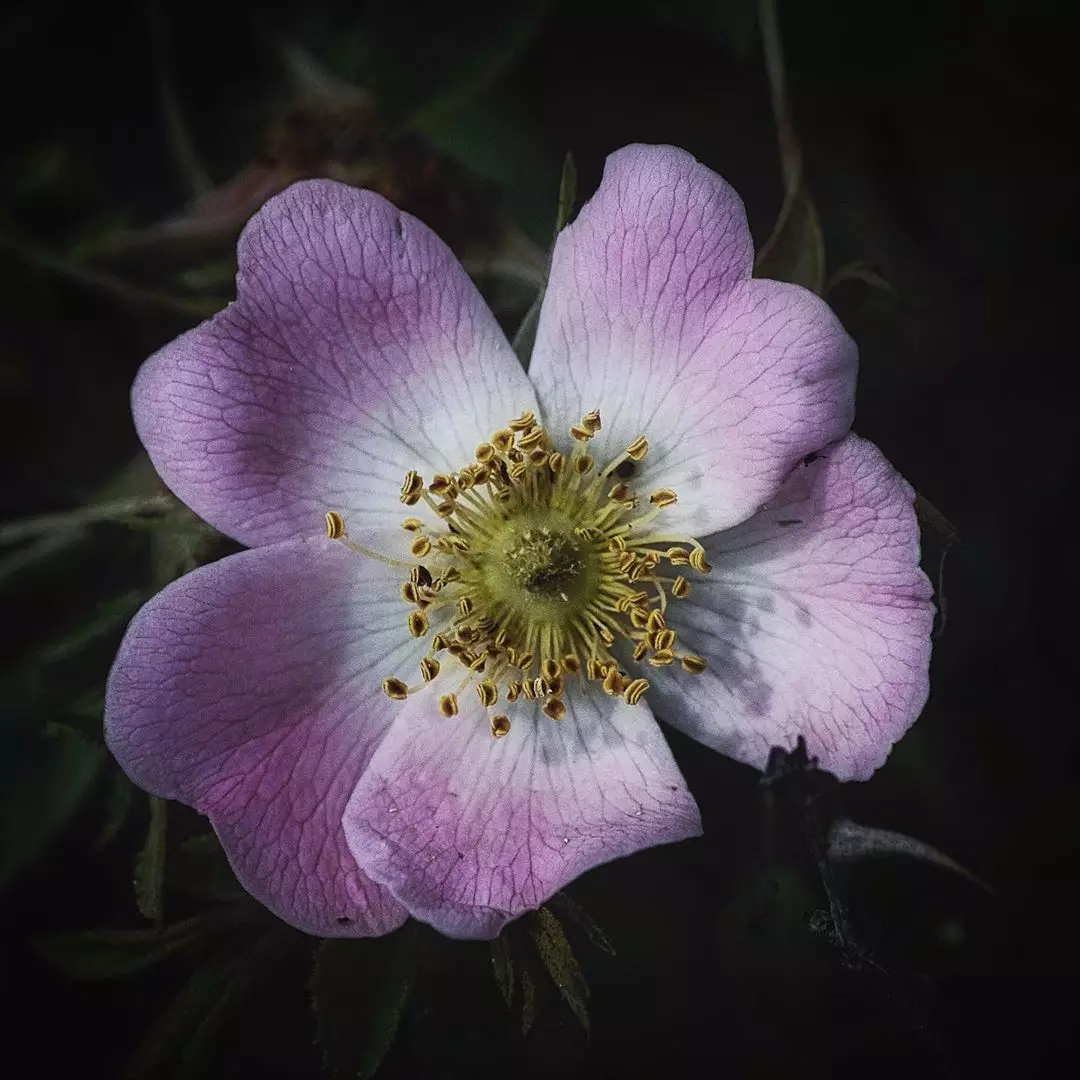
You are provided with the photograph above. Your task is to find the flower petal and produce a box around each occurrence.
[343,691,701,939]
[134,179,536,547]
[648,435,933,781]
[104,532,428,936]
[530,144,856,535]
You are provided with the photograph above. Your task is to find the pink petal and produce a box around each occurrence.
[649,434,934,781]
[343,692,701,939]
[530,144,856,536]
[134,179,536,547]
[104,533,428,936]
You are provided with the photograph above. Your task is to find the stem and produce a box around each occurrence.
[0,494,175,546]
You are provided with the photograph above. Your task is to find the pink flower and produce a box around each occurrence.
[106,145,933,940]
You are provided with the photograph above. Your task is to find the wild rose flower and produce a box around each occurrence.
[106,145,933,940]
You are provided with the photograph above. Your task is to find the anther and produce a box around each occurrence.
[400,582,419,604]
[541,657,561,681]
[543,697,567,721]
[586,658,606,681]
[508,409,536,431]
[626,436,649,461]
[581,409,602,434]
[648,649,676,667]
[517,426,546,451]
[420,657,440,682]
[477,681,498,707]
[608,482,633,503]
[570,424,593,441]
[411,536,432,558]
[603,667,626,696]
[574,454,595,475]
[632,641,648,661]
[401,517,424,531]
[646,610,666,633]
[671,575,690,598]
[688,548,712,573]
[549,452,566,474]
[408,611,429,638]
[475,442,496,464]
[507,681,522,702]
[681,655,709,674]
[654,629,676,651]
[458,596,474,618]
[382,677,409,701]
[410,565,433,587]
[439,694,459,718]
[429,474,455,496]
[435,501,455,518]
[492,428,515,452]
[649,488,678,508]
[623,677,650,705]
[324,510,347,539]
[561,654,581,675]
[490,714,512,738]
[400,470,425,505]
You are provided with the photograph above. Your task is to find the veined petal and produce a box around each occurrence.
[648,435,933,781]
[530,144,856,536]
[104,532,427,936]
[343,691,701,939]
[134,180,536,547]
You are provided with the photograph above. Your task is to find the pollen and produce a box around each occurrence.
[334,406,713,738]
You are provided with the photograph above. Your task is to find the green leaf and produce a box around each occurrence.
[0,725,105,889]
[527,906,590,1033]
[33,911,244,980]
[311,927,418,1080]
[489,934,515,1007]
[554,152,577,235]
[135,795,167,923]
[511,290,543,368]
[170,833,245,903]
[549,891,616,956]
[520,957,539,1036]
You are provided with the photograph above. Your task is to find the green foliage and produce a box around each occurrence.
[33,910,246,980]
[0,723,106,889]
[134,795,167,924]
[170,833,246,903]
[527,907,591,1033]
[311,926,419,1080]
[489,933,515,1008]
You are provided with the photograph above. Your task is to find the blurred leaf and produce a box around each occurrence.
[827,260,898,297]
[34,911,244,980]
[635,0,758,56]
[915,494,959,542]
[527,906,590,1033]
[828,818,992,892]
[549,891,616,956]
[170,833,245,903]
[37,589,145,665]
[122,928,286,1080]
[753,0,826,295]
[490,934,514,1007]
[0,725,105,888]
[135,795,167,924]
[511,292,542,368]
[311,927,418,1080]
[90,768,135,852]
[915,493,958,639]
[754,184,825,294]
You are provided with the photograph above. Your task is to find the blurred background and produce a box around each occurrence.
[1,1,1075,1077]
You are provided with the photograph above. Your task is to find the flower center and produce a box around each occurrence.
[326,408,710,738]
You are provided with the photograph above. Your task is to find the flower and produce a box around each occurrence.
[105,144,934,940]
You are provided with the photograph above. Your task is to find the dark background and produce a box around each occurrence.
[1,1,1075,1077]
